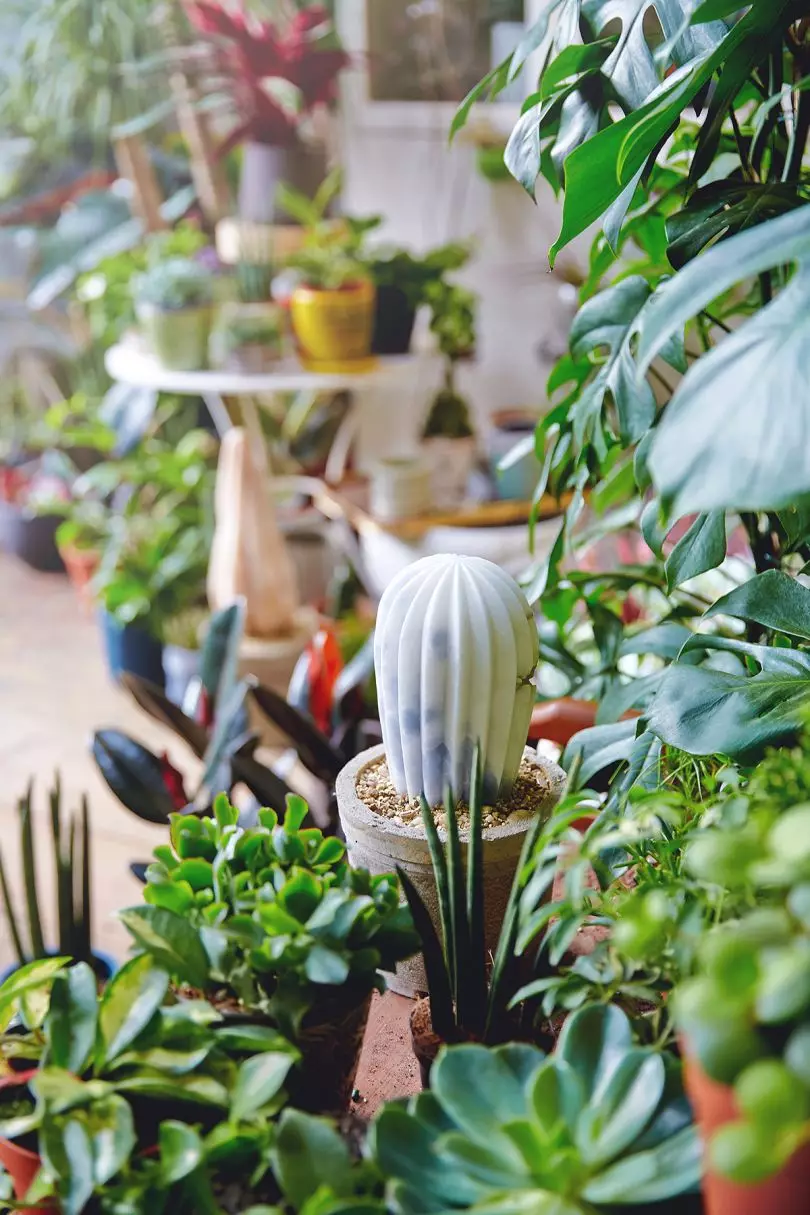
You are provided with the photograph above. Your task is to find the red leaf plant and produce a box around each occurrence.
[184,2,349,151]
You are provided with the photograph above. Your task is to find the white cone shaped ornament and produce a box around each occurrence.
[374,554,539,805]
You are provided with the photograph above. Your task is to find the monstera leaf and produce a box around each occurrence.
[647,637,810,757]
[639,205,810,513]
[566,276,686,453]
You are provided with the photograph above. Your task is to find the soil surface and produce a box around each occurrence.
[356,754,556,832]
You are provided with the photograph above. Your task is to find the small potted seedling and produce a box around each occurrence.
[421,281,478,507]
[134,257,214,371]
[210,302,286,372]
[335,553,565,995]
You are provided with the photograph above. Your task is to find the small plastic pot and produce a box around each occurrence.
[290,280,376,371]
[371,284,417,355]
[98,611,165,689]
[0,503,64,573]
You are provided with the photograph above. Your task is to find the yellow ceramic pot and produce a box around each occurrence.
[290,280,376,372]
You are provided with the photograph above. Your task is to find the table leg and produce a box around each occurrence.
[202,392,234,438]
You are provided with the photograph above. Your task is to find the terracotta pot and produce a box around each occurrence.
[59,543,99,610]
[288,992,372,1114]
[0,1072,49,1215]
[683,1050,810,1215]
[529,698,599,747]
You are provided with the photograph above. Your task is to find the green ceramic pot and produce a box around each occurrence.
[143,305,212,371]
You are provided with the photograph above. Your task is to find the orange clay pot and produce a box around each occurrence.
[683,1049,810,1215]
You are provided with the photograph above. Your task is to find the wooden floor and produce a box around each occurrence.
[0,553,418,1108]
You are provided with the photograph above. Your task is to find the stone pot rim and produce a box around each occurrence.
[336,743,566,844]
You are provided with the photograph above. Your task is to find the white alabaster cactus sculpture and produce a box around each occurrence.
[374,553,539,806]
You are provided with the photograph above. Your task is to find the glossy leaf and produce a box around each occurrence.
[562,719,639,787]
[97,955,169,1068]
[117,905,211,990]
[47,963,98,1074]
[92,1095,136,1185]
[40,1113,94,1215]
[159,1121,204,1184]
[92,730,176,824]
[665,512,727,590]
[575,1050,665,1165]
[557,1003,633,1099]
[647,637,810,755]
[705,570,810,641]
[231,1051,296,1121]
[273,1109,352,1208]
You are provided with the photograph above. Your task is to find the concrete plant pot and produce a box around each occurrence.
[336,744,566,996]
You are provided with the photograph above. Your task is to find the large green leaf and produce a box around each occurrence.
[273,1109,352,1208]
[639,205,810,512]
[158,1122,204,1185]
[47,964,98,1074]
[97,955,169,1068]
[231,1052,295,1121]
[567,276,683,450]
[117,906,211,990]
[705,570,810,641]
[562,719,639,786]
[647,636,810,755]
[430,1044,542,1155]
[665,511,727,590]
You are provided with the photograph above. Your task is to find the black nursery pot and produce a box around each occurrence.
[371,284,417,355]
[0,503,65,573]
[98,610,165,689]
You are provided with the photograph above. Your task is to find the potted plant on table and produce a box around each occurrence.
[363,241,471,356]
[287,245,376,372]
[335,553,565,997]
[133,257,214,372]
[118,792,419,1113]
[0,778,115,982]
[421,281,478,508]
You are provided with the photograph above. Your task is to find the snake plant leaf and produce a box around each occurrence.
[47,963,98,1074]
[647,636,810,756]
[705,570,810,642]
[664,511,727,590]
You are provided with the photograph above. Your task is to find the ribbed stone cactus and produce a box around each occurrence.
[374,554,539,805]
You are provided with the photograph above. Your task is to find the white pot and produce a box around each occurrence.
[370,457,432,523]
[336,744,565,996]
[422,436,476,509]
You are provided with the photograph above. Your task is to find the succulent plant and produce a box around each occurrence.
[133,257,213,311]
[119,792,419,1037]
[372,1003,701,1214]
[0,777,95,969]
[676,798,810,1183]
[374,553,539,805]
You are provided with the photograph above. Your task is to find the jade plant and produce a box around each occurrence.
[372,1003,700,1213]
[0,955,298,1215]
[374,553,539,804]
[676,795,810,1183]
[118,793,419,1037]
[0,777,96,971]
